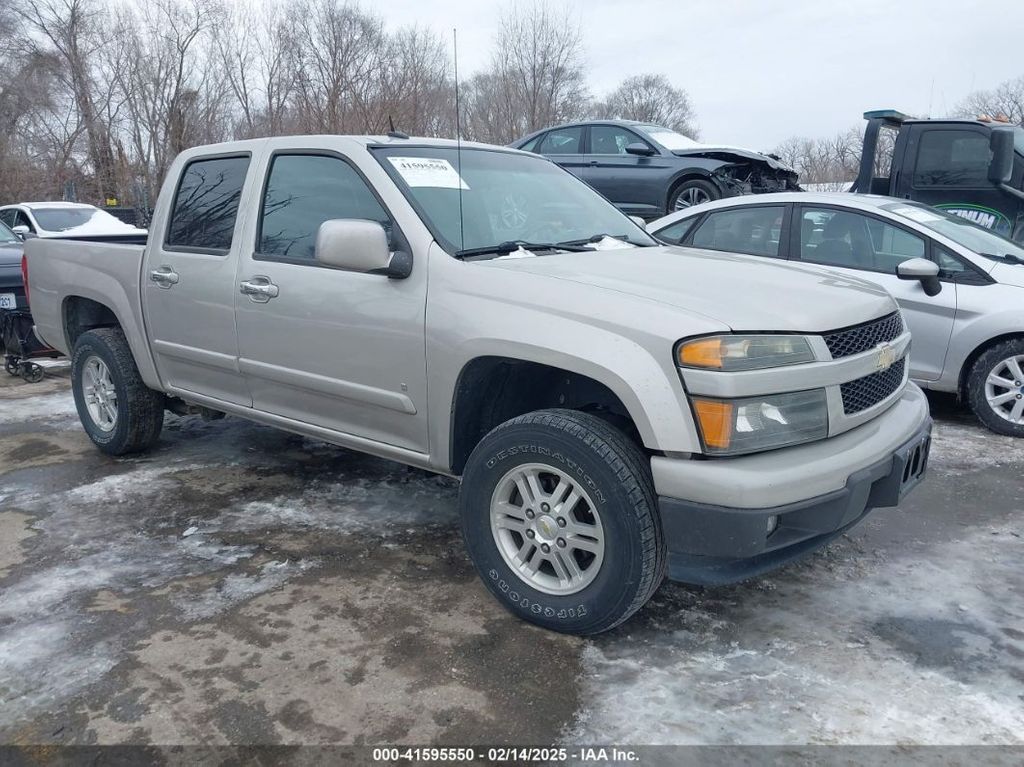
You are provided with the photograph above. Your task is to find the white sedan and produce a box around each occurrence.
[648,192,1024,436]
[0,202,147,241]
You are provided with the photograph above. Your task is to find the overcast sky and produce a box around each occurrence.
[381,0,1024,149]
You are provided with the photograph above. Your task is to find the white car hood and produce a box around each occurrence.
[480,245,897,333]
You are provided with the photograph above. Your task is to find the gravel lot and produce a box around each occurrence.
[1,366,1022,747]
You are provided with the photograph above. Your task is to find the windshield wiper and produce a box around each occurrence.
[980,252,1024,265]
[556,233,652,247]
[455,240,592,259]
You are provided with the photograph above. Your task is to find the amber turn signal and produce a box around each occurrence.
[691,398,733,450]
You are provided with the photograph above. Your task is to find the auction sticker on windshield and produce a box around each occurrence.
[387,157,469,190]
[0,292,15,310]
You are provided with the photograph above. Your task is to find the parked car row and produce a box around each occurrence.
[0,202,147,242]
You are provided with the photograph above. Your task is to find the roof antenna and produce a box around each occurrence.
[386,114,408,140]
[453,27,465,253]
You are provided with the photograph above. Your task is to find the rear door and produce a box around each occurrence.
[232,146,429,452]
[142,153,254,406]
[896,125,1016,239]
[583,125,672,217]
[791,204,956,381]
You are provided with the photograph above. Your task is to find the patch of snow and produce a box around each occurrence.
[928,419,1024,475]
[173,559,319,621]
[0,391,78,426]
[568,524,1024,745]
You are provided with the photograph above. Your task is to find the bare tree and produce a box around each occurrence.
[955,74,1024,125]
[773,126,864,186]
[462,2,588,144]
[593,74,698,138]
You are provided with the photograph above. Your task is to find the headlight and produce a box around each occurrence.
[690,389,828,456]
[677,335,815,371]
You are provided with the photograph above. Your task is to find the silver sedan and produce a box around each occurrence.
[649,192,1024,436]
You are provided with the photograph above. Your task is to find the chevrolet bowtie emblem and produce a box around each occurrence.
[876,343,896,371]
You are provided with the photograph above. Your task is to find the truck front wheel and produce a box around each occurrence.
[71,328,165,455]
[459,409,665,635]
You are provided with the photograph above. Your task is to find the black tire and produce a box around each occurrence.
[459,409,665,635]
[22,362,44,383]
[71,328,165,455]
[668,178,720,213]
[965,338,1024,437]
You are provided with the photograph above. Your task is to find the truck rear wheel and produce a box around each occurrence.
[459,409,665,635]
[966,338,1024,437]
[71,328,165,455]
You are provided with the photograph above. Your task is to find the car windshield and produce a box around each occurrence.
[882,201,1024,260]
[373,146,655,255]
[31,206,126,232]
[1015,126,1024,155]
[0,221,19,244]
[637,125,701,151]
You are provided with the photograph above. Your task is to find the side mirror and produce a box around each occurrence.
[624,142,655,157]
[897,257,941,296]
[11,224,31,239]
[315,219,411,279]
[988,128,1014,185]
[628,215,647,230]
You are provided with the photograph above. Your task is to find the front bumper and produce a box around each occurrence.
[657,387,932,585]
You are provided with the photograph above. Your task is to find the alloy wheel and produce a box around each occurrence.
[489,462,605,595]
[82,355,118,432]
[673,186,711,210]
[984,354,1024,425]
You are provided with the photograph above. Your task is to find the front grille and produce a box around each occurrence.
[841,358,906,414]
[823,312,904,359]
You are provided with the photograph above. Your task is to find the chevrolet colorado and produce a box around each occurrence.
[24,135,932,634]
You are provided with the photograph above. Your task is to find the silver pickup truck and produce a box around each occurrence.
[25,135,932,634]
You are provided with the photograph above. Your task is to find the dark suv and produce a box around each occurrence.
[512,120,800,219]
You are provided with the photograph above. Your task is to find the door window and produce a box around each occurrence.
[798,208,925,272]
[166,155,250,253]
[689,206,785,257]
[654,217,698,245]
[0,210,15,228]
[257,154,391,262]
[589,126,651,155]
[537,127,583,155]
[913,130,992,187]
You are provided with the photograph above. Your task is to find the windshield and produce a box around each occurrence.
[1015,126,1024,155]
[638,125,701,151]
[373,147,655,255]
[0,221,19,244]
[31,206,128,232]
[883,201,1024,260]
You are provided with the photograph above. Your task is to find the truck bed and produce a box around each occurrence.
[24,238,147,360]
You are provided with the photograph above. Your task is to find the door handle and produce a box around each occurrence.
[150,266,179,288]
[240,277,279,303]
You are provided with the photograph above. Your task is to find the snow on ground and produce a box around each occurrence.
[0,392,79,426]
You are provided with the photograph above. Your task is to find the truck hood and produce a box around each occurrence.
[478,245,897,333]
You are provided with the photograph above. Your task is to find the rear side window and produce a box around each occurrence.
[690,206,785,257]
[166,155,250,252]
[258,154,391,261]
[913,130,991,187]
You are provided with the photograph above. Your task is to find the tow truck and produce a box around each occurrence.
[852,109,1024,242]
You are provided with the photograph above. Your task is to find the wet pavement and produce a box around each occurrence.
[0,367,1021,746]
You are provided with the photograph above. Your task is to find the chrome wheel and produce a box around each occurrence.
[673,185,711,210]
[490,463,605,595]
[985,354,1024,424]
[82,355,118,432]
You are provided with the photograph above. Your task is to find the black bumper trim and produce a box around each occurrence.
[660,418,932,586]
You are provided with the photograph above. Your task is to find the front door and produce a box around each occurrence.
[792,205,957,381]
[143,154,253,406]
[583,125,668,217]
[233,151,429,452]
